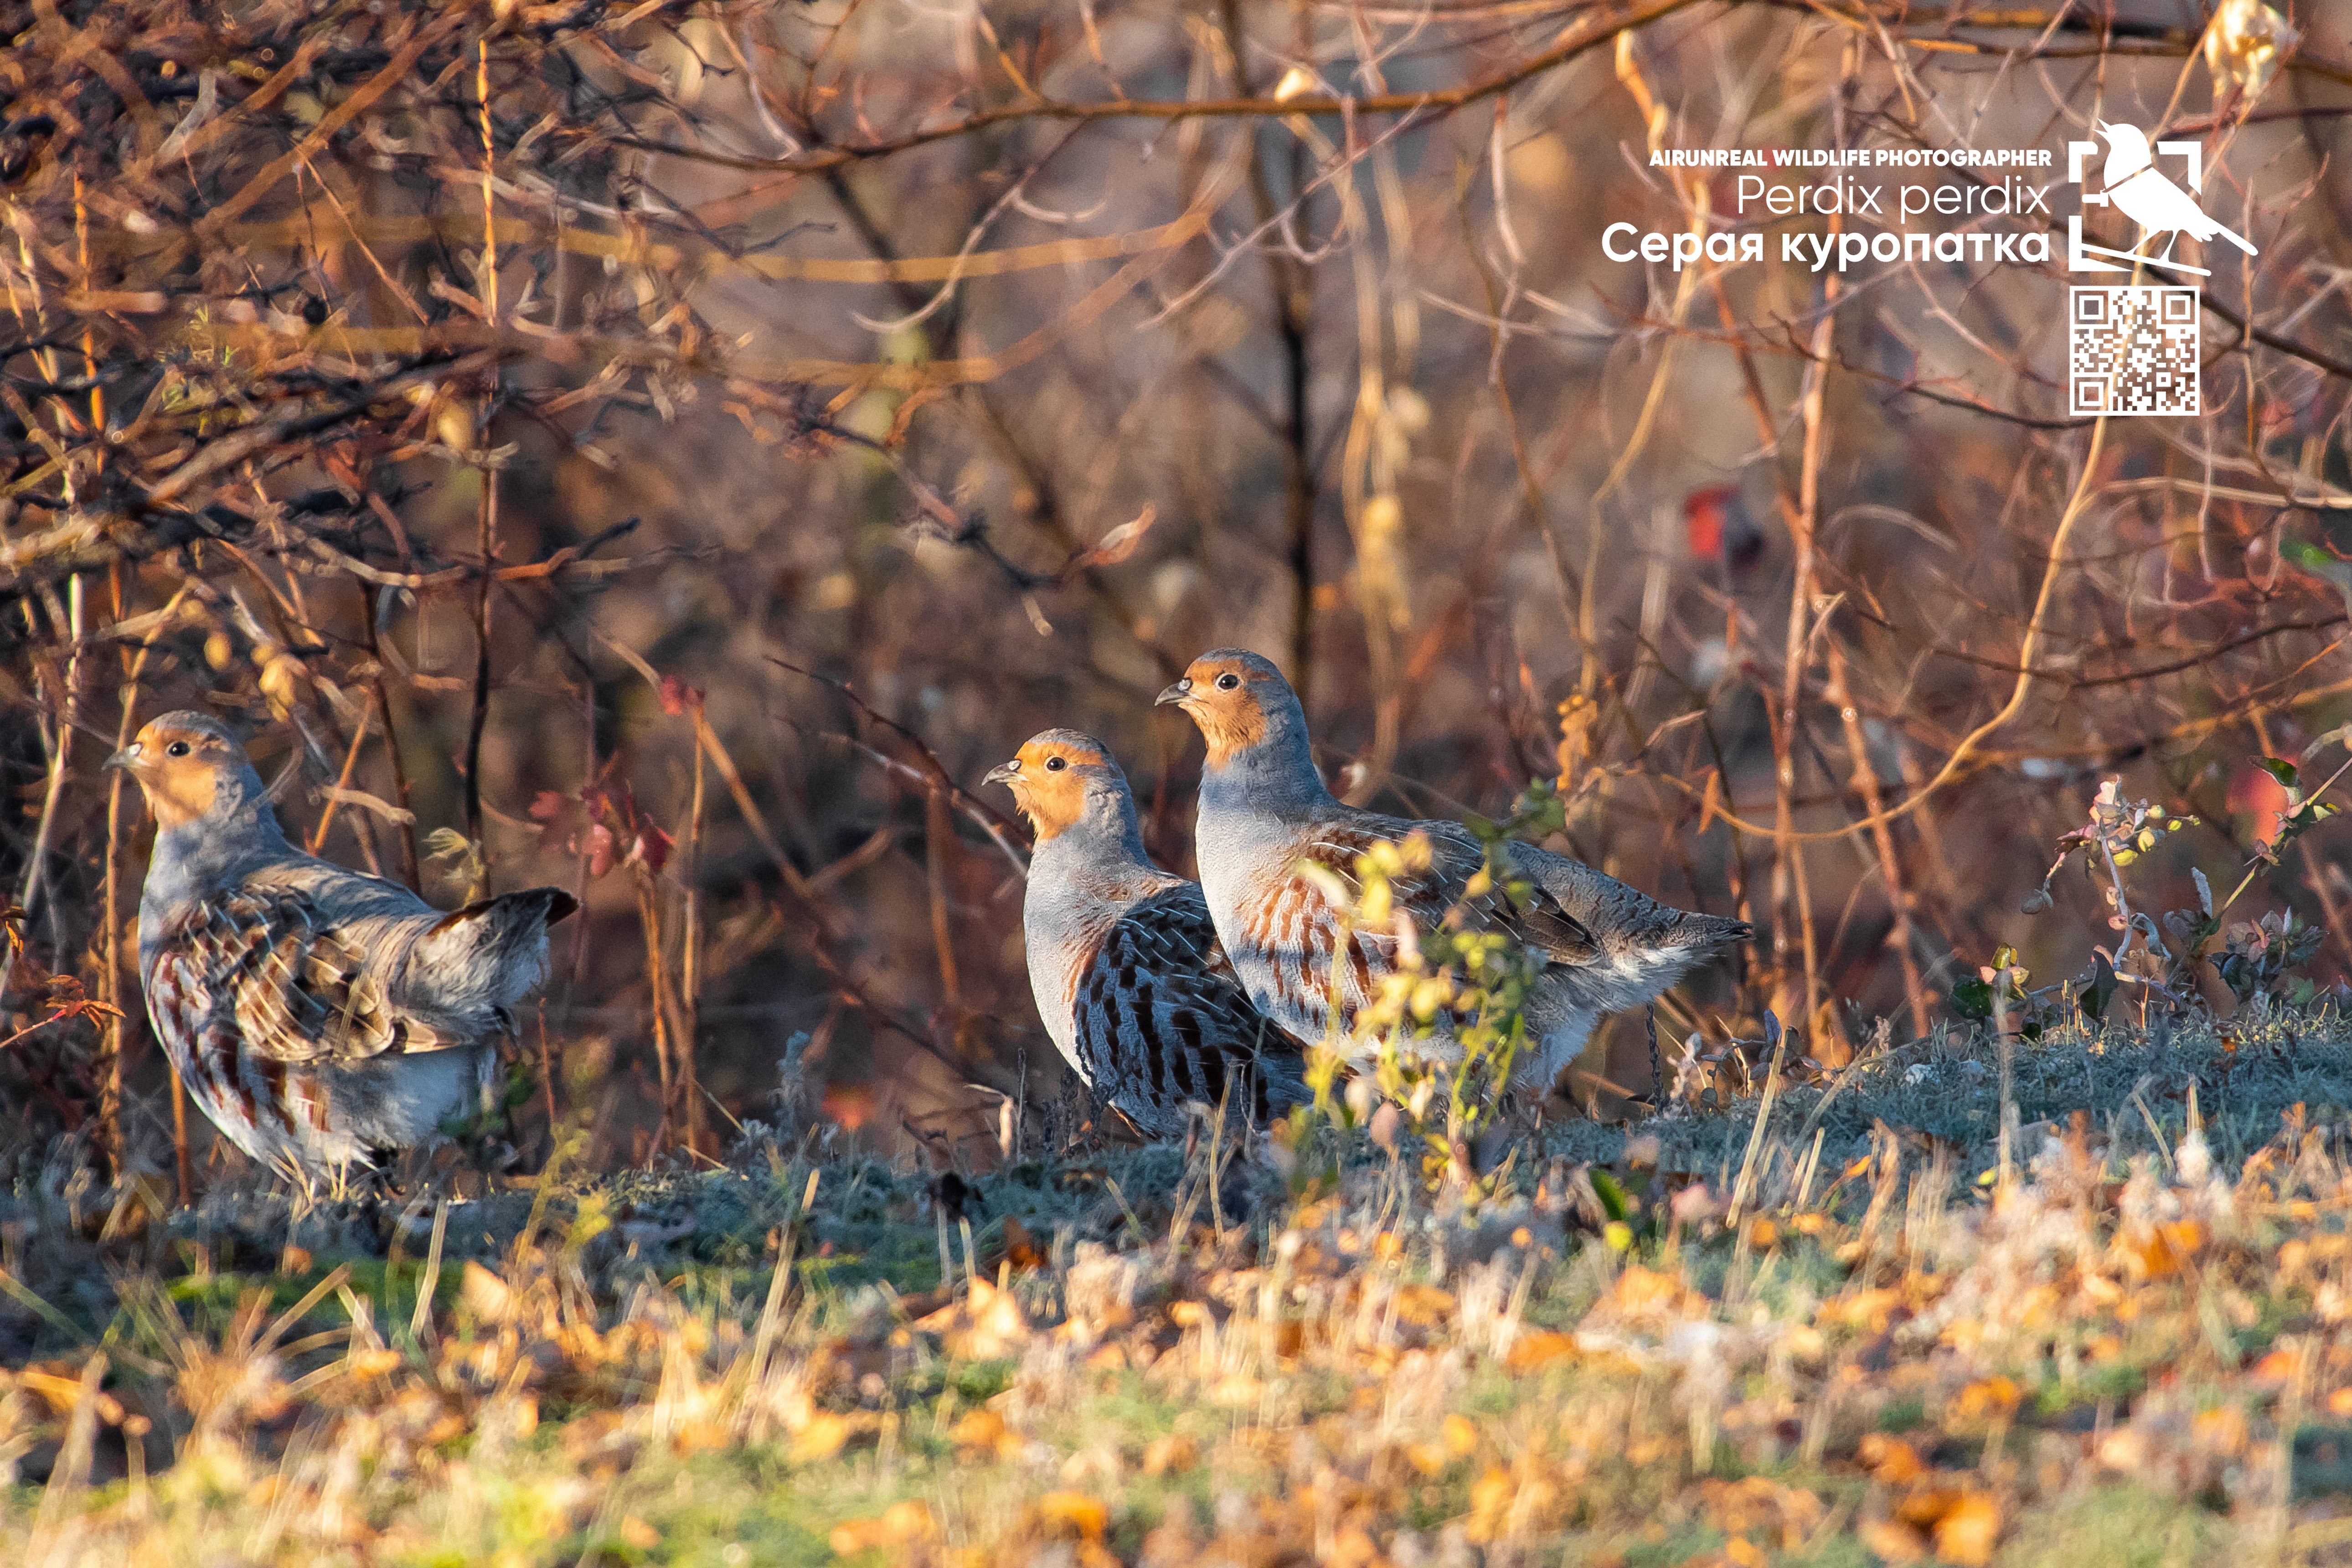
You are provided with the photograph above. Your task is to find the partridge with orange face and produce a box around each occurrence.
[1160,652,1749,1095]
[987,730,1308,1138]
[113,711,577,1178]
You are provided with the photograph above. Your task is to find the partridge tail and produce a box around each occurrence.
[1527,848,1752,1014]
[1522,849,1750,959]
[1546,913,1750,1016]
[1516,910,1749,1095]
[410,887,580,1015]
[1666,912,1753,958]
[1613,909,1752,993]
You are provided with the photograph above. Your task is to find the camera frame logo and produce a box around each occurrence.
[2063,120,2253,418]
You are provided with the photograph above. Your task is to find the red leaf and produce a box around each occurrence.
[1685,486,1730,560]
[659,675,703,717]
[584,823,616,879]
[1684,485,1765,574]
[632,820,675,873]
[2228,762,2290,844]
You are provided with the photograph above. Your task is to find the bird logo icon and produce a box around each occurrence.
[2068,120,2256,277]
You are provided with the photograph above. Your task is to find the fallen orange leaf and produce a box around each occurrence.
[348,1347,404,1379]
[951,1408,1006,1448]
[1394,1284,1456,1326]
[1464,1461,1559,1547]
[1209,1373,1264,1406]
[1142,1434,1197,1475]
[1857,1518,1929,1564]
[1894,1487,1968,1530]
[1609,1265,1689,1317]
[17,1370,124,1424]
[916,1277,1031,1360]
[1952,1375,2021,1422]
[1834,1287,1903,1334]
[1698,1476,1827,1549]
[1033,1491,1109,1540]
[1931,1494,2001,1566]
[950,1407,1023,1462]
[2129,1217,2205,1279]
[1505,1330,1577,1372]
[673,1418,730,1455]
[1001,1215,1044,1272]
[2191,1405,2249,1457]
[790,1410,851,1464]
[828,1501,936,1556]
[1857,1433,1923,1484]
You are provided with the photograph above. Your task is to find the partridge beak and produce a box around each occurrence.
[982,761,1019,787]
[1155,679,1191,707]
[104,745,141,772]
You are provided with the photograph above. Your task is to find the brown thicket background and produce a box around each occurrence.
[2,0,2350,1189]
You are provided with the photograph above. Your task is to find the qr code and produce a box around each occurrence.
[2069,287,2198,416]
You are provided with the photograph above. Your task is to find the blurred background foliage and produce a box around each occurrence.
[3,0,2351,1187]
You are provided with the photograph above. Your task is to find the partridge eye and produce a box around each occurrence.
[1045,756,1066,771]
[1215,672,1240,691]
[166,741,190,758]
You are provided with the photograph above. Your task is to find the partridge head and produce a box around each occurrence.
[111,711,259,830]
[987,728,1134,848]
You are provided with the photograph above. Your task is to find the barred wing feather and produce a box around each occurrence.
[1073,885,1308,1136]
[143,888,467,1169]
